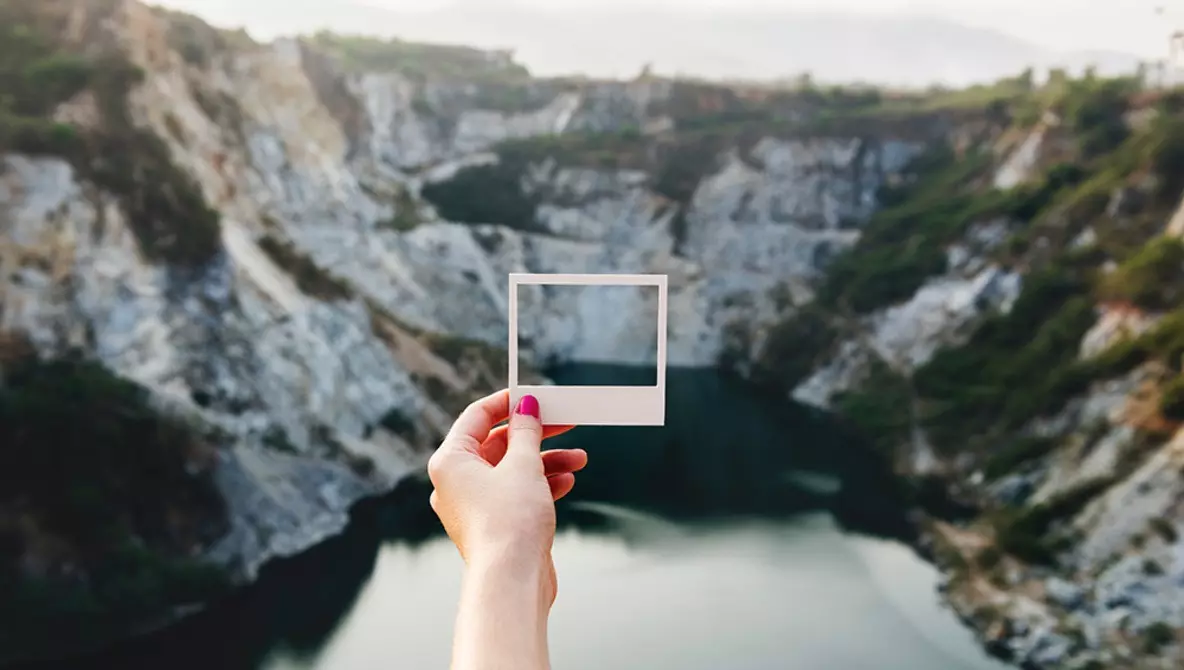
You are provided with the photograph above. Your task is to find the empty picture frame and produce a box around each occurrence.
[509,273,668,427]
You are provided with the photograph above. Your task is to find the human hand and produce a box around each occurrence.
[428,389,586,601]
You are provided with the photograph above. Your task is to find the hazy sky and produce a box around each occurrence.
[349,0,1178,57]
[152,0,1180,61]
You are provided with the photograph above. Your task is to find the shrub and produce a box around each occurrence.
[421,162,541,232]
[817,146,1009,314]
[833,357,913,457]
[0,349,232,652]
[257,235,354,301]
[1144,622,1176,654]
[975,546,1003,570]
[378,188,421,232]
[749,306,839,393]
[1092,309,1184,378]
[378,407,418,440]
[1150,118,1184,201]
[0,12,224,268]
[1099,236,1184,311]
[1160,376,1184,421]
[307,31,530,83]
[1150,517,1179,543]
[982,436,1060,480]
[1060,76,1137,158]
[0,353,227,550]
[916,265,1097,451]
[994,478,1114,565]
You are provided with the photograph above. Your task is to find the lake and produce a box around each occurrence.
[9,366,1010,670]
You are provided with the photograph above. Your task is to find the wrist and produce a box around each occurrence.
[465,541,548,580]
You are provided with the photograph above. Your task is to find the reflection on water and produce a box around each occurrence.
[9,367,1008,670]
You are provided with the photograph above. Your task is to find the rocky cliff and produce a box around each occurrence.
[776,79,1184,667]
[0,0,939,660]
[5,1,1181,667]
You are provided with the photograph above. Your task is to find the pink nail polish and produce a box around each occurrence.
[516,395,540,418]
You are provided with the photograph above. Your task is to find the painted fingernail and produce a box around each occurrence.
[516,394,540,418]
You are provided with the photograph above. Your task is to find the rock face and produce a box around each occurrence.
[15,3,1183,668]
[0,0,926,592]
[780,103,1184,667]
[793,220,1022,410]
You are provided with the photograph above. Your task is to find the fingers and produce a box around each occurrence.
[441,389,509,455]
[505,394,544,463]
[487,423,576,444]
[543,449,588,477]
[479,424,576,466]
[548,473,576,501]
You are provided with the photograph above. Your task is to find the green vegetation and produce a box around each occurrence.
[975,546,1003,571]
[258,235,354,301]
[1144,622,1176,654]
[1091,309,1184,380]
[0,349,230,653]
[749,306,839,393]
[378,188,422,232]
[378,407,418,441]
[816,145,1010,314]
[261,425,299,454]
[832,357,913,457]
[306,31,531,83]
[1059,75,1139,159]
[157,7,254,69]
[1151,117,1184,201]
[88,67,224,267]
[1159,376,1184,421]
[993,478,1114,564]
[1150,518,1179,544]
[0,8,93,156]
[981,436,1060,481]
[915,263,1098,452]
[421,161,540,232]
[0,4,223,268]
[1099,236,1184,311]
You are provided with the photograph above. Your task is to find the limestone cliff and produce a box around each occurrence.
[10,2,1178,668]
[0,0,940,660]
[777,76,1184,668]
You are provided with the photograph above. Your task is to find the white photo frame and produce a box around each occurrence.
[509,273,668,427]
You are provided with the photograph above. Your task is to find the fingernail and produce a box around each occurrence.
[516,394,540,419]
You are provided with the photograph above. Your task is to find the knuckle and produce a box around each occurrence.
[426,450,447,482]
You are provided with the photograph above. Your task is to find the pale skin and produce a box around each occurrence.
[427,389,586,670]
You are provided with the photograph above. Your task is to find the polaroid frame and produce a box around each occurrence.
[508,273,668,427]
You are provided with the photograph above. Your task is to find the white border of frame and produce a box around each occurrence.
[508,273,668,426]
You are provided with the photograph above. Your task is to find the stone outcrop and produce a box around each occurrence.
[0,1,925,590]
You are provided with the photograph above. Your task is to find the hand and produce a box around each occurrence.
[428,389,586,603]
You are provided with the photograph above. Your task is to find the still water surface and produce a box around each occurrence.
[16,367,1009,670]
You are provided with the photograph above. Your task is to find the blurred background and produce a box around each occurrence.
[1,1,1183,669]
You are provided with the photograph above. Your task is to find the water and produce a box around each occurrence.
[10,367,1009,670]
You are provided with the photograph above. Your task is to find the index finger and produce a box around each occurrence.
[441,389,510,454]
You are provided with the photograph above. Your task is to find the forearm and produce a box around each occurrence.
[451,548,551,670]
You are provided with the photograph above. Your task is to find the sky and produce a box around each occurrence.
[150,0,1184,84]
[347,0,1178,58]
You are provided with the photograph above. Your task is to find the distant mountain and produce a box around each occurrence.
[150,0,1144,87]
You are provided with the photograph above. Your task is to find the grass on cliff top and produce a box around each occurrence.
[306,31,532,84]
[0,347,232,655]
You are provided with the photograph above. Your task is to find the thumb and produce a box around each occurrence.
[505,394,544,463]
